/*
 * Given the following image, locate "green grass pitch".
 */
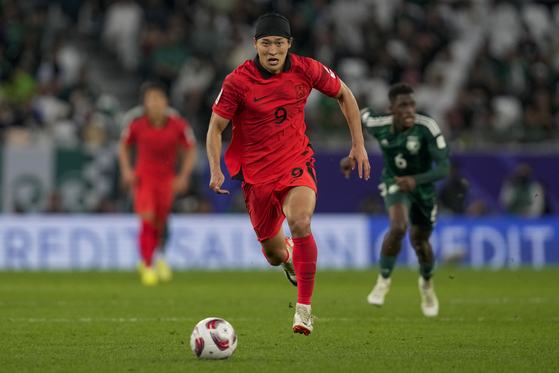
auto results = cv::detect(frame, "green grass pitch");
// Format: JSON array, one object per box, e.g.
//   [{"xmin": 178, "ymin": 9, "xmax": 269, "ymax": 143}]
[{"xmin": 1, "ymin": 269, "xmax": 558, "ymax": 373}]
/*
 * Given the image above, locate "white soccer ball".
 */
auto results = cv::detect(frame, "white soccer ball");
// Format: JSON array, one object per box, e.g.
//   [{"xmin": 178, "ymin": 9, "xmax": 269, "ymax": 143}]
[{"xmin": 190, "ymin": 317, "xmax": 237, "ymax": 360}]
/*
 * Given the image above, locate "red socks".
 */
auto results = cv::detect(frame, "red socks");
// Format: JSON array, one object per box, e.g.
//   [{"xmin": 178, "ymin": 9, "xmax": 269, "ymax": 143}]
[
  {"xmin": 292, "ymin": 234, "xmax": 317, "ymax": 305},
  {"xmin": 140, "ymin": 220, "xmax": 158, "ymax": 266}
]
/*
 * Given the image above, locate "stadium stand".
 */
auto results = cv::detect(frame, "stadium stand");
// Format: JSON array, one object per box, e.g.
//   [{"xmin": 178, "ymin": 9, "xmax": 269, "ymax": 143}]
[{"xmin": 0, "ymin": 0, "xmax": 558, "ymax": 214}]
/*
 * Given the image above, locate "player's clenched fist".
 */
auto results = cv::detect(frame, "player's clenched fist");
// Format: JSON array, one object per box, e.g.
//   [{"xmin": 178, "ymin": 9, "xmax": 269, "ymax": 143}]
[
  {"xmin": 394, "ymin": 176, "xmax": 417, "ymax": 192},
  {"xmin": 340, "ymin": 157, "xmax": 352, "ymax": 179},
  {"xmin": 209, "ymin": 171, "xmax": 230, "ymax": 194}
]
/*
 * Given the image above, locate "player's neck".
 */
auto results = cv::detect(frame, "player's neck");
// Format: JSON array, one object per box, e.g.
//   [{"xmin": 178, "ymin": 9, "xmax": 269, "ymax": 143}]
[
  {"xmin": 393, "ymin": 122, "xmax": 411, "ymax": 133},
  {"xmin": 148, "ymin": 115, "xmax": 166, "ymax": 127}
]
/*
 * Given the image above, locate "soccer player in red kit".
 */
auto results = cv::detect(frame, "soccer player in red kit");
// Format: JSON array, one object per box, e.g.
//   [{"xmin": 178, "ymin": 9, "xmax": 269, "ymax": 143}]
[
  {"xmin": 119, "ymin": 81, "xmax": 197, "ymax": 286},
  {"xmin": 206, "ymin": 13, "xmax": 370, "ymax": 335}
]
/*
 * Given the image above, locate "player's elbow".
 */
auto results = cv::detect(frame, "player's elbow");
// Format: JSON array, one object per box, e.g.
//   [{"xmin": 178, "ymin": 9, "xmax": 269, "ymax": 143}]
[
  {"xmin": 118, "ymin": 141, "xmax": 129, "ymax": 156},
  {"xmin": 440, "ymin": 160, "xmax": 451, "ymax": 179},
  {"xmin": 335, "ymin": 80, "xmax": 353, "ymax": 101}
]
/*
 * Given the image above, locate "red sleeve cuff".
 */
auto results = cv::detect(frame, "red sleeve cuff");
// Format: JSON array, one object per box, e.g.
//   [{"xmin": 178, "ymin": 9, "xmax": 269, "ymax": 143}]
[
  {"xmin": 327, "ymin": 79, "xmax": 342, "ymax": 98},
  {"xmin": 212, "ymin": 104, "xmax": 234, "ymax": 120}
]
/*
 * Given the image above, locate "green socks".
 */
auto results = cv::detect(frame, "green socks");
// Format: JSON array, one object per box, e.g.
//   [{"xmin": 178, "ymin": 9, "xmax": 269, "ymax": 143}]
[
  {"xmin": 379, "ymin": 254, "xmax": 398, "ymax": 279},
  {"xmin": 419, "ymin": 262, "xmax": 435, "ymax": 280},
  {"xmin": 379, "ymin": 255, "xmax": 435, "ymax": 280}
]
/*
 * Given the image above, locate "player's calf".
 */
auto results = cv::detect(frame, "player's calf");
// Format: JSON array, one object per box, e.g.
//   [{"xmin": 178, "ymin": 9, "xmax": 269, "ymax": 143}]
[{"xmin": 292, "ymin": 234, "xmax": 317, "ymax": 305}]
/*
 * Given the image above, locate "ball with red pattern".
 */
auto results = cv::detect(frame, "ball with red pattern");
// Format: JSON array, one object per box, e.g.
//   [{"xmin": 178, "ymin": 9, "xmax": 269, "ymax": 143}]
[{"xmin": 190, "ymin": 317, "xmax": 237, "ymax": 359}]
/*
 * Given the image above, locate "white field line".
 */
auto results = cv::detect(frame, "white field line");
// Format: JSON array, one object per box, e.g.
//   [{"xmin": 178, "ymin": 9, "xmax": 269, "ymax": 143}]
[
  {"xmin": 448, "ymin": 297, "xmax": 555, "ymax": 305},
  {"xmin": 3, "ymin": 316, "xmax": 559, "ymax": 323},
  {"xmin": 3, "ymin": 317, "xmax": 199, "ymax": 323},
  {"xmin": 1, "ymin": 297, "xmax": 557, "ymax": 307}
]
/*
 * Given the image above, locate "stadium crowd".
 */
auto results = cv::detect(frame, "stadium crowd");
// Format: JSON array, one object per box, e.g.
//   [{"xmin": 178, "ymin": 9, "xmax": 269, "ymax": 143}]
[{"xmin": 0, "ymin": 0, "xmax": 556, "ymax": 216}]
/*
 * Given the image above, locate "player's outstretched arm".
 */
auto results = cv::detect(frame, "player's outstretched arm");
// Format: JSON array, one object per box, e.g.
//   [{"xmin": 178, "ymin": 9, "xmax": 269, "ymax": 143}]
[
  {"xmin": 206, "ymin": 112, "xmax": 231, "ymax": 195},
  {"xmin": 335, "ymin": 80, "xmax": 370, "ymax": 180},
  {"xmin": 118, "ymin": 141, "xmax": 135, "ymax": 190}
]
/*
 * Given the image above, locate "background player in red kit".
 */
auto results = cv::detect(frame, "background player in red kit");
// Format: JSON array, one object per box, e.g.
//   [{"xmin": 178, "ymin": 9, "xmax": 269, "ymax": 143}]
[
  {"xmin": 206, "ymin": 13, "xmax": 370, "ymax": 335},
  {"xmin": 121, "ymin": 103, "xmax": 183, "ymax": 281},
  {"xmin": 119, "ymin": 81, "xmax": 197, "ymax": 286}
]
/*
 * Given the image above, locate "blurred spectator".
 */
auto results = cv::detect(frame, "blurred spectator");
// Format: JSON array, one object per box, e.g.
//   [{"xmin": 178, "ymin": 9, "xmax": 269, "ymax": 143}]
[
  {"xmin": 102, "ymin": 0, "xmax": 143, "ymax": 71},
  {"xmin": 499, "ymin": 162, "xmax": 545, "ymax": 217},
  {"xmin": 150, "ymin": 28, "xmax": 189, "ymax": 88},
  {"xmin": 46, "ymin": 191, "xmax": 64, "ymax": 213},
  {"xmin": 520, "ymin": 104, "xmax": 547, "ymax": 143},
  {"xmin": 438, "ymin": 162, "xmax": 468, "ymax": 215},
  {"xmin": 1, "ymin": 61, "xmax": 38, "ymax": 107},
  {"xmin": 466, "ymin": 198, "xmax": 490, "ymax": 217}
]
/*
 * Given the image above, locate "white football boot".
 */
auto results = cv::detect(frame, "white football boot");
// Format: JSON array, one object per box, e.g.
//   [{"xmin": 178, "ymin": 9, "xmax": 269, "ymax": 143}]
[
  {"xmin": 419, "ymin": 277, "xmax": 439, "ymax": 317},
  {"xmin": 281, "ymin": 237, "xmax": 297, "ymax": 287},
  {"xmin": 367, "ymin": 274, "xmax": 391, "ymax": 306},
  {"xmin": 293, "ymin": 303, "xmax": 314, "ymax": 336}
]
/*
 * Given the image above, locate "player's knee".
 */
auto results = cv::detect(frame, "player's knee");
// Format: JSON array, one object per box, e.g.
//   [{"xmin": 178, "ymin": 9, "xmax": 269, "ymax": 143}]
[
  {"xmin": 267, "ymin": 256, "xmax": 283, "ymax": 266},
  {"xmin": 411, "ymin": 238, "xmax": 427, "ymax": 251},
  {"xmin": 410, "ymin": 230, "xmax": 431, "ymax": 250},
  {"xmin": 264, "ymin": 248, "xmax": 284, "ymax": 266},
  {"xmin": 388, "ymin": 221, "xmax": 407, "ymax": 239},
  {"xmin": 389, "ymin": 222, "xmax": 408, "ymax": 239},
  {"xmin": 287, "ymin": 214, "xmax": 311, "ymax": 237}
]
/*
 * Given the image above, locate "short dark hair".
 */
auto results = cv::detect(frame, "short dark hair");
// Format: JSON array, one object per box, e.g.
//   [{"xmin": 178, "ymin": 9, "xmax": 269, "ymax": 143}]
[
  {"xmin": 140, "ymin": 81, "xmax": 168, "ymax": 100},
  {"xmin": 388, "ymin": 82, "xmax": 414, "ymax": 103}
]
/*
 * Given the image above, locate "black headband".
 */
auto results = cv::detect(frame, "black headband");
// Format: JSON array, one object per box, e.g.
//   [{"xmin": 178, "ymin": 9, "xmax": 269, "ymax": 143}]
[{"xmin": 254, "ymin": 13, "xmax": 291, "ymax": 40}]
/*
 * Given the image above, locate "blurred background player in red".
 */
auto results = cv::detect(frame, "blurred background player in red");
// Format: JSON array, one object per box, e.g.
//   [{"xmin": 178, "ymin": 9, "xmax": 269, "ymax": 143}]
[
  {"xmin": 120, "ymin": 93, "xmax": 183, "ymax": 282},
  {"xmin": 119, "ymin": 81, "xmax": 197, "ymax": 285},
  {"xmin": 206, "ymin": 13, "xmax": 370, "ymax": 335}
]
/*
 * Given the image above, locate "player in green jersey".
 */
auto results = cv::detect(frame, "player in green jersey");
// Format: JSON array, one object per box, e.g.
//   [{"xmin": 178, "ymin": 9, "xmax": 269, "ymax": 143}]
[{"xmin": 341, "ymin": 82, "xmax": 450, "ymax": 316}]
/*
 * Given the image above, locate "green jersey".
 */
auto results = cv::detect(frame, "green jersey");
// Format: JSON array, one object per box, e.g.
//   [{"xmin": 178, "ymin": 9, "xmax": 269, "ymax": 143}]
[{"xmin": 361, "ymin": 109, "xmax": 450, "ymax": 200}]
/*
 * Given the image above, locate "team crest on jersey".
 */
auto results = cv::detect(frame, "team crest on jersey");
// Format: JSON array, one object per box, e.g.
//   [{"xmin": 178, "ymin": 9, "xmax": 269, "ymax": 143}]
[
  {"xmin": 406, "ymin": 136, "xmax": 421, "ymax": 154},
  {"xmin": 295, "ymin": 84, "xmax": 305, "ymax": 99}
]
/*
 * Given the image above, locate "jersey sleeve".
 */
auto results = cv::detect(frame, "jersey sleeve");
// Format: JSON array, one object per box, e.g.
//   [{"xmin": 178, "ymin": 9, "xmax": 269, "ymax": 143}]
[
  {"xmin": 176, "ymin": 117, "xmax": 197, "ymax": 149},
  {"xmin": 212, "ymin": 73, "xmax": 247, "ymax": 119},
  {"xmin": 361, "ymin": 107, "xmax": 389, "ymax": 136},
  {"xmin": 427, "ymin": 129, "xmax": 450, "ymax": 163},
  {"xmin": 121, "ymin": 120, "xmax": 138, "ymax": 145},
  {"xmin": 306, "ymin": 58, "xmax": 341, "ymax": 97},
  {"xmin": 413, "ymin": 121, "xmax": 451, "ymax": 185},
  {"xmin": 121, "ymin": 106, "xmax": 145, "ymax": 129}
]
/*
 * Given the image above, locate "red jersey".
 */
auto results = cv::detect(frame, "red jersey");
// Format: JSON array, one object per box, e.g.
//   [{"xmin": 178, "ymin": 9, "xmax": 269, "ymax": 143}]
[
  {"xmin": 212, "ymin": 53, "xmax": 341, "ymax": 184},
  {"xmin": 121, "ymin": 114, "xmax": 197, "ymax": 179}
]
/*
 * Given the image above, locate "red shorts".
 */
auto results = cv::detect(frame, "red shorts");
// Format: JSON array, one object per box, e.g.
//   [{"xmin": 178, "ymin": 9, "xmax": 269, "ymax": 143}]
[
  {"xmin": 242, "ymin": 157, "xmax": 318, "ymax": 242},
  {"xmin": 133, "ymin": 175, "xmax": 174, "ymax": 222}
]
